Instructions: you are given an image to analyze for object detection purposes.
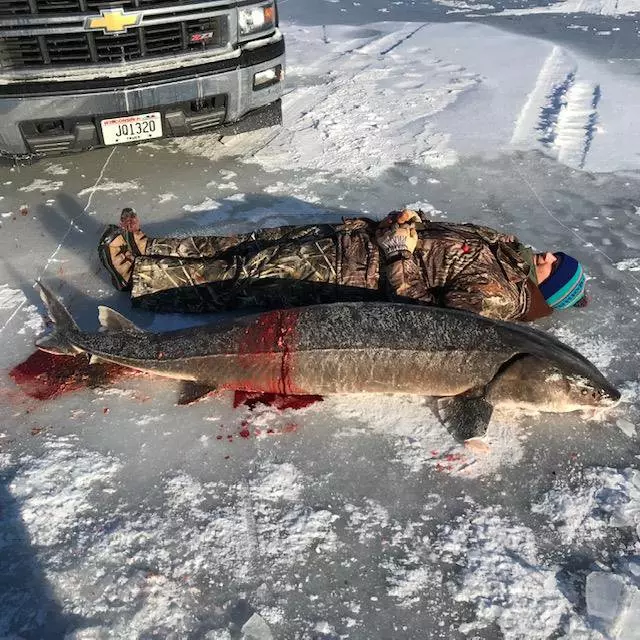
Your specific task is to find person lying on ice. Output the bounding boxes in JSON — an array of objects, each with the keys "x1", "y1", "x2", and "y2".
[{"x1": 98, "y1": 208, "x2": 588, "y2": 320}]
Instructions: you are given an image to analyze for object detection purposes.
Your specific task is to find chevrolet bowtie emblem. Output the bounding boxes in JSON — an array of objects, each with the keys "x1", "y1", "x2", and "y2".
[{"x1": 84, "y1": 8, "x2": 142, "y2": 34}]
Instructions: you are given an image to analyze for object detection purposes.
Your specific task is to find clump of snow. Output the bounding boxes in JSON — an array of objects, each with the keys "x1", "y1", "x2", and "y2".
[
  {"x1": 615, "y1": 258, "x2": 640, "y2": 272},
  {"x1": 0, "y1": 285, "x2": 44, "y2": 341},
  {"x1": 78, "y1": 181, "x2": 139, "y2": 196},
  {"x1": 177, "y1": 23, "x2": 480, "y2": 177},
  {"x1": 345, "y1": 499, "x2": 390, "y2": 544},
  {"x1": 157, "y1": 193, "x2": 177, "y2": 204},
  {"x1": 182, "y1": 197, "x2": 222, "y2": 213},
  {"x1": 9, "y1": 437, "x2": 121, "y2": 547},
  {"x1": 252, "y1": 23, "x2": 475, "y2": 176},
  {"x1": 497, "y1": 0, "x2": 640, "y2": 16},
  {"x1": 0, "y1": 284, "x2": 25, "y2": 309},
  {"x1": 403, "y1": 201, "x2": 445, "y2": 219},
  {"x1": 45, "y1": 164, "x2": 69, "y2": 176},
  {"x1": 18, "y1": 179, "x2": 64, "y2": 193},
  {"x1": 2, "y1": 441, "x2": 341, "y2": 637},
  {"x1": 17, "y1": 305, "x2": 44, "y2": 336},
  {"x1": 326, "y1": 394, "x2": 522, "y2": 477},
  {"x1": 438, "y1": 506, "x2": 570, "y2": 639},
  {"x1": 250, "y1": 462, "x2": 302, "y2": 503},
  {"x1": 549, "y1": 326, "x2": 615, "y2": 371},
  {"x1": 437, "y1": 0, "x2": 495, "y2": 10},
  {"x1": 533, "y1": 467, "x2": 640, "y2": 544}
]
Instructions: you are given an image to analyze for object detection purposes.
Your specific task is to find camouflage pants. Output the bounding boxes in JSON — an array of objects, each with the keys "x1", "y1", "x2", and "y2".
[{"x1": 131, "y1": 221, "x2": 381, "y2": 313}]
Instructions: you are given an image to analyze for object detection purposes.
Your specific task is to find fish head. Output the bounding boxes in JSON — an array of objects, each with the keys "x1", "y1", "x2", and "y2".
[
  {"x1": 544, "y1": 370, "x2": 621, "y2": 415},
  {"x1": 489, "y1": 355, "x2": 621, "y2": 415}
]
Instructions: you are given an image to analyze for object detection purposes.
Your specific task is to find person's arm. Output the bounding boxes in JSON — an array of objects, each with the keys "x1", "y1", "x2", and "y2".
[
  {"x1": 377, "y1": 210, "x2": 435, "y2": 303},
  {"x1": 441, "y1": 263, "x2": 529, "y2": 321},
  {"x1": 458, "y1": 223, "x2": 520, "y2": 246}
]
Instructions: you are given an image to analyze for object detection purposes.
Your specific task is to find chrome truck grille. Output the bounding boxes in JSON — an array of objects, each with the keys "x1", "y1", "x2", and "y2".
[
  {"x1": 0, "y1": 1, "x2": 231, "y2": 68},
  {"x1": 0, "y1": 1, "x2": 165, "y2": 14}
]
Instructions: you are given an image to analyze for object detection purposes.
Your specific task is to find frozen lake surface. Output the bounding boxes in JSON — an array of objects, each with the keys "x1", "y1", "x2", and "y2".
[{"x1": 1, "y1": 2, "x2": 640, "y2": 638}]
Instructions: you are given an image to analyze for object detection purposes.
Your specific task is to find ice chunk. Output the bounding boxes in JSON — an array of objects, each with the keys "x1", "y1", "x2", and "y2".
[
  {"x1": 204, "y1": 631, "x2": 232, "y2": 640},
  {"x1": 616, "y1": 419, "x2": 637, "y2": 438},
  {"x1": 586, "y1": 572, "x2": 626, "y2": 623},
  {"x1": 626, "y1": 558, "x2": 640, "y2": 578},
  {"x1": 586, "y1": 573, "x2": 640, "y2": 639},
  {"x1": 241, "y1": 612, "x2": 273, "y2": 640},
  {"x1": 615, "y1": 585, "x2": 640, "y2": 640}
]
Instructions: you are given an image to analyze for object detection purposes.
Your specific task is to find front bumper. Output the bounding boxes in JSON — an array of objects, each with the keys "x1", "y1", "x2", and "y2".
[{"x1": 0, "y1": 38, "x2": 284, "y2": 156}]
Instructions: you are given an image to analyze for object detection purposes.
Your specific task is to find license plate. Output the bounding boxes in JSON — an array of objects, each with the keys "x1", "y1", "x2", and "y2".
[{"x1": 100, "y1": 112, "x2": 163, "y2": 146}]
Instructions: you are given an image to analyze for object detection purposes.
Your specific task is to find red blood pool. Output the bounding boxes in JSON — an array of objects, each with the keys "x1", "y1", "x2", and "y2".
[
  {"x1": 233, "y1": 390, "x2": 323, "y2": 411},
  {"x1": 238, "y1": 429, "x2": 251, "y2": 439},
  {"x1": 8, "y1": 351, "x2": 133, "y2": 401}
]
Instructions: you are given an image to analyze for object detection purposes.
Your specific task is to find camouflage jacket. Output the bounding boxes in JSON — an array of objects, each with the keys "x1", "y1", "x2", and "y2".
[
  {"x1": 385, "y1": 219, "x2": 552, "y2": 321},
  {"x1": 132, "y1": 217, "x2": 552, "y2": 321}
]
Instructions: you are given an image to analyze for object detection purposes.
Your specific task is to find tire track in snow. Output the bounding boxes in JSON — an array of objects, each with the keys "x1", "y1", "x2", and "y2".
[
  {"x1": 537, "y1": 70, "x2": 576, "y2": 146},
  {"x1": 511, "y1": 46, "x2": 601, "y2": 169},
  {"x1": 554, "y1": 82, "x2": 601, "y2": 169},
  {"x1": 250, "y1": 23, "x2": 474, "y2": 174},
  {"x1": 511, "y1": 47, "x2": 575, "y2": 148},
  {"x1": 216, "y1": 24, "x2": 431, "y2": 160}
]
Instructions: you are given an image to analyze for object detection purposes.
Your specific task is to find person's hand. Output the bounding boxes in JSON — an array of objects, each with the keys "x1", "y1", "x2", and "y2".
[
  {"x1": 378, "y1": 209, "x2": 422, "y2": 229},
  {"x1": 376, "y1": 209, "x2": 420, "y2": 258}
]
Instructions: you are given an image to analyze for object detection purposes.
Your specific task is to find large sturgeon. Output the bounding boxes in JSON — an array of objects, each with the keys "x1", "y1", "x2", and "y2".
[{"x1": 35, "y1": 283, "x2": 620, "y2": 442}]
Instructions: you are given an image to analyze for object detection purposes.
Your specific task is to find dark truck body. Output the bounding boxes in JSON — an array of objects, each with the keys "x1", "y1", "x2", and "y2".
[{"x1": 0, "y1": 0, "x2": 285, "y2": 157}]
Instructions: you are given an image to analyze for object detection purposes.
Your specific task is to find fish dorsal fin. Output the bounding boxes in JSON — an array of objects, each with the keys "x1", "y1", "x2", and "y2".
[{"x1": 98, "y1": 306, "x2": 143, "y2": 333}]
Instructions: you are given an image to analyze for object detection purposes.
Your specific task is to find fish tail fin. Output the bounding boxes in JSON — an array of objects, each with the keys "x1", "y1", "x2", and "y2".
[{"x1": 35, "y1": 282, "x2": 82, "y2": 356}]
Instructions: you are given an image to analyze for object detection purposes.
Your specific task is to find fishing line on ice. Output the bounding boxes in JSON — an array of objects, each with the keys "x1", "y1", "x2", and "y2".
[
  {"x1": 0, "y1": 146, "x2": 118, "y2": 335},
  {"x1": 510, "y1": 157, "x2": 640, "y2": 293}
]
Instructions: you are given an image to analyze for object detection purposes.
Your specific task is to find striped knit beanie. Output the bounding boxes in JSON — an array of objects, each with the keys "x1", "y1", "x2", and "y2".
[{"x1": 538, "y1": 252, "x2": 587, "y2": 309}]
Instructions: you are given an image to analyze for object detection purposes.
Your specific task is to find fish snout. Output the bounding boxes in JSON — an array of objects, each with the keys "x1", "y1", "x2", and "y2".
[
  {"x1": 584, "y1": 379, "x2": 621, "y2": 404},
  {"x1": 597, "y1": 387, "x2": 622, "y2": 409},
  {"x1": 603, "y1": 384, "x2": 622, "y2": 405},
  {"x1": 603, "y1": 394, "x2": 622, "y2": 409}
]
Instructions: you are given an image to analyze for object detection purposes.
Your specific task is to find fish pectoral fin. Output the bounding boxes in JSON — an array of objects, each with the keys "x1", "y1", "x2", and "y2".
[
  {"x1": 176, "y1": 382, "x2": 217, "y2": 406},
  {"x1": 89, "y1": 354, "x2": 110, "y2": 365},
  {"x1": 436, "y1": 394, "x2": 494, "y2": 442},
  {"x1": 36, "y1": 333, "x2": 82, "y2": 356},
  {"x1": 98, "y1": 306, "x2": 143, "y2": 333}
]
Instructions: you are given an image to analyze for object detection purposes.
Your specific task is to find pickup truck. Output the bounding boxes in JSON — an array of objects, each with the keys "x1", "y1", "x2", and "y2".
[{"x1": 0, "y1": 0, "x2": 285, "y2": 157}]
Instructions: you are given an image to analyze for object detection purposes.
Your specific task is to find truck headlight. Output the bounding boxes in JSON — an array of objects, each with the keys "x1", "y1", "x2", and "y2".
[{"x1": 238, "y1": 2, "x2": 276, "y2": 38}]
